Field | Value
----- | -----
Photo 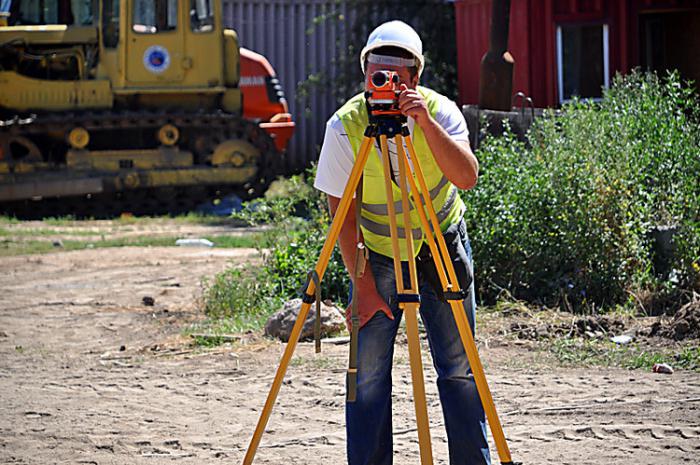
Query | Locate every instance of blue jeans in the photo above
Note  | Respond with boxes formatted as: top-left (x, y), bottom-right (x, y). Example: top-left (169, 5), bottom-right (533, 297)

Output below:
top-left (346, 219), bottom-right (491, 465)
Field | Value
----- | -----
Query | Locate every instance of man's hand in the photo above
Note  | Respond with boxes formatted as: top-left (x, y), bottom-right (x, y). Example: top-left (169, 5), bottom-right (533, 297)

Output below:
top-left (396, 85), bottom-right (479, 190)
top-left (345, 288), bottom-right (393, 331)
top-left (398, 83), bottom-right (430, 127)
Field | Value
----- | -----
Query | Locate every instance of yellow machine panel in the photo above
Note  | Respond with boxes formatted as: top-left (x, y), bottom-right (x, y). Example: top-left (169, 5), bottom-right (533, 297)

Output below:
top-left (0, 71), bottom-right (113, 110)
top-left (0, 25), bottom-right (98, 44)
top-left (67, 147), bottom-right (194, 171)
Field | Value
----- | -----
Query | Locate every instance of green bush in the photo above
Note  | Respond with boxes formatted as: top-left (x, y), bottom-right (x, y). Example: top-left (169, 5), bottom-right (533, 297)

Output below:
top-left (201, 267), bottom-right (278, 321)
top-left (204, 71), bottom-right (699, 323)
top-left (463, 71), bottom-right (700, 313)
top-left (201, 168), bottom-right (350, 323)
top-left (244, 168), bottom-right (350, 303)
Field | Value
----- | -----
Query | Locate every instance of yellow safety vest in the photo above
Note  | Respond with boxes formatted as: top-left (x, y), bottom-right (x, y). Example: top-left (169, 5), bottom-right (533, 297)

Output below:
top-left (336, 86), bottom-right (465, 260)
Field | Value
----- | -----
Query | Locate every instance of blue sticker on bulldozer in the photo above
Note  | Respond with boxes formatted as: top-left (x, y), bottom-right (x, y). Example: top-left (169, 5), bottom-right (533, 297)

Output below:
top-left (143, 45), bottom-right (171, 74)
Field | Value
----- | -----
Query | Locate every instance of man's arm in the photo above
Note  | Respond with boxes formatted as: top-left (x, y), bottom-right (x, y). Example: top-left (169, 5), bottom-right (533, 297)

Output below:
top-left (328, 195), bottom-right (393, 329)
top-left (398, 84), bottom-right (479, 190)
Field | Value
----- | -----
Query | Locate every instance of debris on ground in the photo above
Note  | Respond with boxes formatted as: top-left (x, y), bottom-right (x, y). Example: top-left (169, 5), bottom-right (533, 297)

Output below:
top-left (195, 193), bottom-right (243, 216)
top-left (189, 333), bottom-right (241, 343)
top-left (264, 298), bottom-right (345, 342)
top-left (142, 296), bottom-right (155, 306)
top-left (510, 315), bottom-right (626, 340)
top-left (650, 298), bottom-right (700, 340)
top-left (652, 363), bottom-right (674, 374)
top-left (175, 238), bottom-right (214, 247)
top-left (610, 335), bottom-right (633, 345)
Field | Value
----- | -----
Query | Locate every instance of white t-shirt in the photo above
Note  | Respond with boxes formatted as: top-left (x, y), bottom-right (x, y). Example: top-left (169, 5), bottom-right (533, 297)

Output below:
top-left (314, 92), bottom-right (469, 198)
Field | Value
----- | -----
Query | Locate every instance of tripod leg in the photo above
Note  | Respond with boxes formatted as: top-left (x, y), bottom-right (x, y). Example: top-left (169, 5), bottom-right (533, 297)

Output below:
top-left (379, 134), bottom-right (434, 465)
top-left (242, 136), bottom-right (374, 465)
top-left (399, 135), bottom-right (515, 465)
top-left (403, 302), bottom-right (434, 465)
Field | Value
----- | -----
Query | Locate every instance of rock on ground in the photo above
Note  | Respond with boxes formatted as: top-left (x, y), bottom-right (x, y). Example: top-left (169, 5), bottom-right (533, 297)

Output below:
top-left (264, 298), bottom-right (345, 342)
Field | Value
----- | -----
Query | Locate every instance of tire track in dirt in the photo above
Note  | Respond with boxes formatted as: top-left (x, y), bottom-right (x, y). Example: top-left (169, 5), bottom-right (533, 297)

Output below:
top-left (1, 244), bottom-right (699, 464)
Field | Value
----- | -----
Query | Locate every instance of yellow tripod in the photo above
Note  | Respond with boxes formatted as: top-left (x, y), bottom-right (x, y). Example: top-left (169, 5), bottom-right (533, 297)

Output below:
top-left (243, 115), bottom-right (517, 465)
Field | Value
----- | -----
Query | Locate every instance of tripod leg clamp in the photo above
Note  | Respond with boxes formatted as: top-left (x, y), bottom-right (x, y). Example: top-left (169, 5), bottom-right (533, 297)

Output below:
top-left (443, 290), bottom-right (468, 302)
top-left (300, 271), bottom-right (322, 353)
top-left (396, 294), bottom-right (421, 304)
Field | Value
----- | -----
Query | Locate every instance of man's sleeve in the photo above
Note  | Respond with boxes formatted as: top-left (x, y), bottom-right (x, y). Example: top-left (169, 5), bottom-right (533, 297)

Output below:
top-left (314, 115), bottom-right (356, 198)
top-left (434, 96), bottom-right (470, 142)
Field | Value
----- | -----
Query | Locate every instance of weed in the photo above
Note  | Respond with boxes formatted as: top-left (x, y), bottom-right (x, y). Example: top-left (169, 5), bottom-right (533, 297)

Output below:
top-left (0, 216), bottom-right (20, 224)
top-left (0, 233), bottom-right (260, 257)
top-left (547, 337), bottom-right (700, 372)
top-left (43, 216), bottom-right (80, 226)
top-left (200, 267), bottom-right (280, 322)
top-left (0, 227), bottom-right (96, 237)
top-left (290, 355), bottom-right (342, 370)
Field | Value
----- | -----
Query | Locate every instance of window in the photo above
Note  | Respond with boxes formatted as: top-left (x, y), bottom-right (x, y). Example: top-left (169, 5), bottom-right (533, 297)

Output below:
top-left (190, 0), bottom-right (213, 32)
top-left (556, 24), bottom-right (609, 103)
top-left (71, 0), bottom-right (94, 26)
top-left (102, 0), bottom-right (119, 48)
top-left (132, 0), bottom-right (177, 33)
top-left (7, 0), bottom-right (94, 26)
top-left (12, 0), bottom-right (58, 24)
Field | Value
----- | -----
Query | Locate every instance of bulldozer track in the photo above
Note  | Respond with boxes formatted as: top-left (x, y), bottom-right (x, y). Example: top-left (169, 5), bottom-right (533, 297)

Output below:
top-left (0, 109), bottom-right (281, 219)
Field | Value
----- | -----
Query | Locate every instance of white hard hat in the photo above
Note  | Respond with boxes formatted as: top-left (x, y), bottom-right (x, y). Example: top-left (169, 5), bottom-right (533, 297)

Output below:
top-left (360, 20), bottom-right (424, 77)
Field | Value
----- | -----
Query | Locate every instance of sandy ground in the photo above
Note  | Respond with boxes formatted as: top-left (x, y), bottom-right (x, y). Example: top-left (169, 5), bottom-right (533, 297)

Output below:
top-left (1, 225), bottom-right (699, 464)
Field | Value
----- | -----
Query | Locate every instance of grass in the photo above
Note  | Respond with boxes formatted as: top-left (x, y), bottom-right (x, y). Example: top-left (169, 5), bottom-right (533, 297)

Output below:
top-left (0, 233), bottom-right (261, 257)
top-left (290, 355), bottom-right (343, 370)
top-left (0, 216), bottom-right (21, 225)
top-left (547, 338), bottom-right (700, 372)
top-left (185, 312), bottom-right (272, 348)
top-left (0, 227), bottom-right (97, 237)
top-left (113, 212), bottom-right (246, 226)
top-left (42, 215), bottom-right (80, 226)
top-left (0, 213), bottom-right (241, 226)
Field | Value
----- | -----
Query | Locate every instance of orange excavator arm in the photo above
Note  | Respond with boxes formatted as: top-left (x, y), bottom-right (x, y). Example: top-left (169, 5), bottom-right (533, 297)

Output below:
top-left (239, 47), bottom-right (295, 153)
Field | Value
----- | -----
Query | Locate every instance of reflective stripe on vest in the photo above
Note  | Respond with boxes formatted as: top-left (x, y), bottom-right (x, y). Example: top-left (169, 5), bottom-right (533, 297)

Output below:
top-left (360, 184), bottom-right (457, 238)
top-left (361, 175), bottom-right (449, 215)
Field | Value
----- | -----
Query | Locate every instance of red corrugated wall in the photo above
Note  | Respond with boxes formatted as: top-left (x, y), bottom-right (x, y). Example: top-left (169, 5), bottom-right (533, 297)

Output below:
top-left (455, 0), bottom-right (622, 108)
top-left (454, 0), bottom-right (491, 106)
top-left (454, 0), bottom-right (535, 106)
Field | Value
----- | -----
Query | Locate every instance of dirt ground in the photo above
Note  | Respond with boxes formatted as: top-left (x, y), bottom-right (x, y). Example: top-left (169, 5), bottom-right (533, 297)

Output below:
top-left (1, 220), bottom-right (699, 465)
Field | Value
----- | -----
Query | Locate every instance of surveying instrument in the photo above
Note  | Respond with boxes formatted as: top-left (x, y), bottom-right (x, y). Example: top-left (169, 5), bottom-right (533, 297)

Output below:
top-left (243, 70), bottom-right (518, 465)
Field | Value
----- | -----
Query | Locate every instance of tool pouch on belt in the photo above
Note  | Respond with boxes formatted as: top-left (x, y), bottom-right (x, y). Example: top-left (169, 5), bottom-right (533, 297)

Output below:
top-left (416, 221), bottom-right (473, 303)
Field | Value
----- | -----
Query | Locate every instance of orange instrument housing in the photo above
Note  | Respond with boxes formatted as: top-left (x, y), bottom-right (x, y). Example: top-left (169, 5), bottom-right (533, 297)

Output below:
top-left (365, 70), bottom-right (402, 117)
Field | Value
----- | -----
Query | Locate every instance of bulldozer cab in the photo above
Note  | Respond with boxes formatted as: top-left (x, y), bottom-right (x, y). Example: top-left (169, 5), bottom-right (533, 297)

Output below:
top-left (126, 0), bottom-right (186, 83)
top-left (3, 0), bottom-right (228, 89)
top-left (113, 0), bottom-right (227, 89)
top-left (122, 0), bottom-right (223, 86)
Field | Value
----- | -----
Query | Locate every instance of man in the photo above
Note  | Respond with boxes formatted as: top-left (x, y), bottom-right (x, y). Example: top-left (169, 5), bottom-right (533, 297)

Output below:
top-left (314, 20), bottom-right (490, 465)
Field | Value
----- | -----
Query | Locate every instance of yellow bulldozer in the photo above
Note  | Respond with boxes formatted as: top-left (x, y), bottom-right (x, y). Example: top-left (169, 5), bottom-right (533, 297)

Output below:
top-left (0, 0), bottom-right (294, 217)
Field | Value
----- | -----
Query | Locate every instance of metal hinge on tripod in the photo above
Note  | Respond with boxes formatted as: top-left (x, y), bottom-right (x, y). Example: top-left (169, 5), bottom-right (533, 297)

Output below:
top-left (443, 290), bottom-right (468, 301)
top-left (301, 270), bottom-right (322, 353)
